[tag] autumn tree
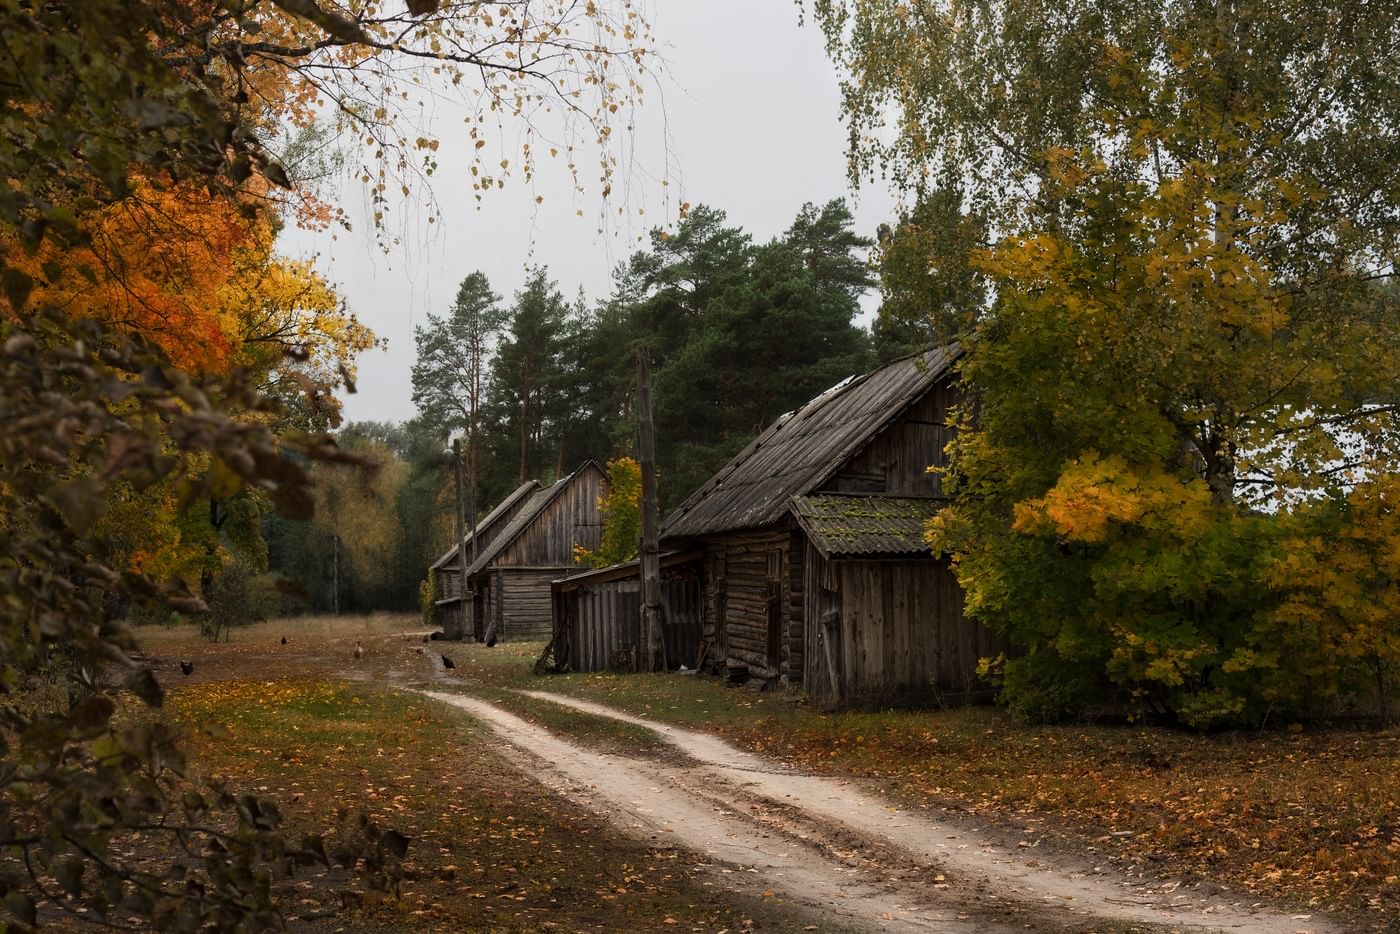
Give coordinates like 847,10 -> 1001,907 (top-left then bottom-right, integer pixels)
1,0 -> 661,926
814,0 -> 1400,724
575,457 -> 643,568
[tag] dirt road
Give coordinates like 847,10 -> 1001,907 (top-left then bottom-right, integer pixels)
415,685 -> 1338,934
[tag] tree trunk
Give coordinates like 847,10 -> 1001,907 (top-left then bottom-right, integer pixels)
332,531 -> 340,616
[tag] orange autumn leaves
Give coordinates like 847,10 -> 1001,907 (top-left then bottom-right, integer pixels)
8,176 -> 357,373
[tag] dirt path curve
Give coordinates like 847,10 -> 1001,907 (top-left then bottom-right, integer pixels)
416,688 -> 1333,934
421,690 -> 1001,933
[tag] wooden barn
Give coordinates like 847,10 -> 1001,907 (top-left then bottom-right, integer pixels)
430,479 -> 540,639
657,344 -> 1010,707
550,551 -> 704,672
462,460 -> 606,641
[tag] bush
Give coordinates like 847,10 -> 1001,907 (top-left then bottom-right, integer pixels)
995,651 -> 1102,724
419,575 -> 440,629
204,557 -> 278,642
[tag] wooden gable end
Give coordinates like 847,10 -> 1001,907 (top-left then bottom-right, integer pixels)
821,377 -> 960,498
491,463 -> 605,568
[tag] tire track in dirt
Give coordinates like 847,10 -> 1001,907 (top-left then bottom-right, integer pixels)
513,690 -> 1340,934
418,690 -> 1025,932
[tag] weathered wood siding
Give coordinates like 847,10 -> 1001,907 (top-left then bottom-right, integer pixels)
701,528 -> 802,678
823,384 -> 959,497
500,567 -> 572,640
804,555 -> 1006,708
802,540 -> 842,706
566,576 -> 703,672
439,599 -> 466,638
438,567 -> 463,600
493,465 -> 604,567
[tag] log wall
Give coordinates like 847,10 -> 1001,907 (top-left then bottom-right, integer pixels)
499,567 -> 572,640
702,528 -> 802,678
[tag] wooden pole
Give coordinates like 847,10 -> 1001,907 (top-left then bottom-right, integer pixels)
450,437 -> 469,641
636,346 -> 665,672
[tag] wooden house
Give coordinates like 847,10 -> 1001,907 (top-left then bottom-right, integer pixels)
462,461 -> 606,641
660,345 -> 1010,707
431,479 -> 540,639
550,551 -> 704,672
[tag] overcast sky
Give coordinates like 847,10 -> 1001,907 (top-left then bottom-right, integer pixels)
280,1 -> 900,426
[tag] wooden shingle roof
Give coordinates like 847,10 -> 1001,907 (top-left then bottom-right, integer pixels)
430,479 -> 541,570
790,493 -> 943,559
662,345 -> 960,539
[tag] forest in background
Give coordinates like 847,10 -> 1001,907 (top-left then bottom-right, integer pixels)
265,197 -> 896,616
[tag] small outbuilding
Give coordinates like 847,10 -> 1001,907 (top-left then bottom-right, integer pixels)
431,479 -> 540,638
550,550 -> 704,672
462,461 -> 606,641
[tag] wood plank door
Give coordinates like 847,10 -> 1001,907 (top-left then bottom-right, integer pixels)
765,547 -> 783,671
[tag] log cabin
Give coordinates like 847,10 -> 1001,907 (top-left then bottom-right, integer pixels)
560,344 -> 1009,707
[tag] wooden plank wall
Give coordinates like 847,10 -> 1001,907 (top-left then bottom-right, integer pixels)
802,541 -> 847,707
565,578 -> 703,672
438,600 -> 465,638
825,382 -> 958,497
437,567 -> 462,600
499,568 -> 569,640
834,557 -> 1008,703
493,465 -> 604,567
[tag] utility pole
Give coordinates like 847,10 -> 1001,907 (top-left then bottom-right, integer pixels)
450,437 -> 469,641
636,346 -> 665,672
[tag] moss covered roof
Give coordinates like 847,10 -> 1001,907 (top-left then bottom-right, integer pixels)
790,493 -> 944,559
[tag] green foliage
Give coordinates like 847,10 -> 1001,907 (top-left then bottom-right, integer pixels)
0,311 -> 366,929
485,268 -> 572,486
204,556 -> 279,643
822,0 -> 1400,725
872,188 -> 987,360
419,574 -> 441,629
576,457 -> 643,568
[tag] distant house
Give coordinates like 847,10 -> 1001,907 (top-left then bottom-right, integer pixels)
553,346 -> 1010,707
431,479 -> 540,639
460,461 -> 605,641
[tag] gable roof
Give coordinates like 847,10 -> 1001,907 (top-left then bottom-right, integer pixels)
465,460 -> 603,577
790,493 -> 943,559
662,344 -> 960,539
430,479 -> 541,570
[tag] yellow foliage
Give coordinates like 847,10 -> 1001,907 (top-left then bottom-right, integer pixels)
1012,452 -> 1213,544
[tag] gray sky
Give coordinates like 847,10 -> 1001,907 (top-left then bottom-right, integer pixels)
281,1 -> 899,426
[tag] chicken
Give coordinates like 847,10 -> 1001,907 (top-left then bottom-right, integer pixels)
440,654 -> 455,670
353,640 -> 364,661
179,660 -> 193,676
